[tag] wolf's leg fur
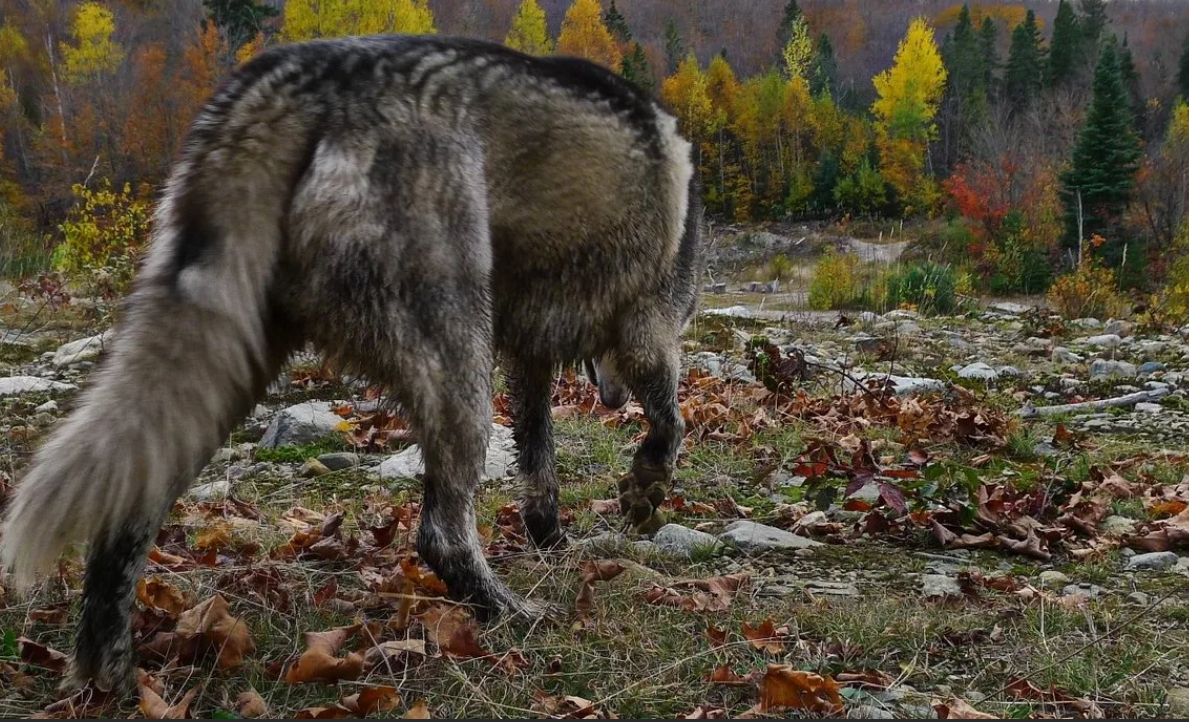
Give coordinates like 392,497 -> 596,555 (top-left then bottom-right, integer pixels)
507,360 -> 565,548
616,340 -> 684,535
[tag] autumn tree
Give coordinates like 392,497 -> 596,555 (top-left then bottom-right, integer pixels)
780,9 -> 813,81
1048,0 -> 1081,85
661,53 -> 711,143
1005,10 -> 1044,111
871,17 -> 947,213
556,0 -> 621,71
1062,42 -> 1142,249
809,32 -> 836,98
203,0 -> 277,51
60,2 -> 124,83
664,18 -> 683,74
504,0 -> 552,56
282,0 -> 436,41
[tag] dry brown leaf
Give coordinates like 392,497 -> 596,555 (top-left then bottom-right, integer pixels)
403,699 -> 433,719
932,697 -> 997,719
757,664 -> 843,715
18,637 -> 67,672
531,692 -> 610,719
574,560 -> 627,624
742,619 -> 787,654
235,689 -> 269,718
174,594 -> 255,670
294,706 -> 352,720
682,706 -> 727,719
363,639 -> 428,671
285,626 -> 364,683
704,665 -> 752,686
28,607 -> 69,626
417,605 -> 490,659
194,524 -> 231,550
137,672 -> 198,720
137,576 -> 188,617
342,685 -> 400,716
705,626 -> 728,648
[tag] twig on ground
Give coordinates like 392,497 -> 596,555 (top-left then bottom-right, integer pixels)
1017,389 -> 1171,418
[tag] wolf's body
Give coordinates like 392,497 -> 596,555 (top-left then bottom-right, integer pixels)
0,35 -> 701,691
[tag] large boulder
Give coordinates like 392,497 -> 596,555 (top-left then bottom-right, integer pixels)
258,401 -> 347,449
378,423 -> 517,481
52,332 -> 112,368
0,376 -> 78,396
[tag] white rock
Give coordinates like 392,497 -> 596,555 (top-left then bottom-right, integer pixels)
719,520 -> 822,551
1052,347 -> 1081,364
653,524 -> 722,558
703,306 -> 756,319
1083,334 -> 1123,349
189,479 -> 231,501
844,373 -> 946,396
259,401 -> 347,448
958,362 -> 998,380
1090,359 -> 1137,379
0,376 -> 78,396
990,302 -> 1030,315
920,574 -> 962,598
1071,318 -> 1102,329
1126,551 -> 1179,571
34,400 -> 59,413
378,423 -> 516,481
52,332 -> 111,367
1135,402 -> 1163,414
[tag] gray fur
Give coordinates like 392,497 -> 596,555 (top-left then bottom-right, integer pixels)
0,34 -> 702,691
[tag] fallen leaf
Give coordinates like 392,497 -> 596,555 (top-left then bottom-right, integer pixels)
742,619 -> 786,654
18,638 -> 67,672
194,524 -> 231,550
285,626 -> 364,683
757,664 -> 843,715
705,665 -> 752,686
588,499 -> 621,515
294,706 -> 352,720
236,689 -> 269,718
28,607 -> 69,626
137,672 -> 198,720
682,706 -> 727,719
137,576 -> 188,617
705,626 -> 728,648
574,560 -> 627,625
342,685 -> 400,716
417,605 -> 490,659
932,697 -> 997,719
363,639 -> 427,671
531,692 -> 610,719
171,594 -> 255,670
403,699 -> 433,719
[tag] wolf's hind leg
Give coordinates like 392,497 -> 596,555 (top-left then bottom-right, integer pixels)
506,359 -> 565,548
616,342 -> 684,535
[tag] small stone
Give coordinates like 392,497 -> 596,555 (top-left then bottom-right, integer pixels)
379,423 -> 516,481
847,483 -> 881,504
317,452 -> 361,471
1071,317 -> 1102,328
990,302 -> 1030,315
189,479 -> 231,501
1084,334 -> 1123,349
1126,551 -> 1179,571
0,376 -> 78,396
210,447 -> 239,464
1126,591 -> 1150,606
719,520 -> 822,551
52,332 -> 112,368
1090,359 -> 1137,379
1039,571 -> 1071,589
1135,402 -> 1163,414
653,524 -> 722,558
259,401 -> 347,449
1052,347 -> 1080,364
1104,319 -> 1134,336
300,458 -> 332,478
958,362 -> 998,380
34,400 -> 58,413
920,574 -> 962,598
1100,516 -> 1138,536
1062,583 -> 1104,599
578,532 -> 627,554
997,365 -> 1022,377
1138,361 -> 1167,374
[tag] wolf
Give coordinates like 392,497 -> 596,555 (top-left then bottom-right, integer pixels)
0,34 -> 702,692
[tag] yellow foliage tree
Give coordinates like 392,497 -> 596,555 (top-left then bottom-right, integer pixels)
556,0 -> 622,71
871,17 -> 946,213
283,0 -> 436,41
60,1 -> 125,83
661,54 -> 711,142
505,0 -> 553,56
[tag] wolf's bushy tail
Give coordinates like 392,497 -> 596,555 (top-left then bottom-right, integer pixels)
0,130 -> 304,589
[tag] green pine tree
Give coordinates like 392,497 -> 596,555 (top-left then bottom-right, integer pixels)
1079,0 -> 1109,47
664,18 -> 683,73
1005,10 -> 1044,111
603,0 -> 632,45
1118,34 -> 1144,129
203,0 -> 277,49
1049,0 -> 1081,85
978,17 -> 998,94
810,31 -> 836,97
776,0 -> 803,47
1061,42 -> 1143,246
621,41 -> 652,92
1179,39 -> 1189,101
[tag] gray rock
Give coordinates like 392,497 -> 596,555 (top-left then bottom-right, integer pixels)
378,423 -> 516,481
259,401 -> 346,448
210,447 -> 239,465
805,580 -> 860,596
719,520 -> 822,551
299,458 -> 332,477
1126,591 -> 1150,606
920,574 -> 962,598
1039,571 -> 1071,589
1104,319 -> 1134,336
1071,317 -> 1102,329
1100,516 -> 1138,536
884,309 -> 920,320
958,362 -> 998,380
34,400 -> 59,413
1090,359 -> 1137,379
653,524 -> 723,558
845,373 -> 945,396
703,305 -> 756,319
894,321 -> 921,335
997,365 -> 1022,377
52,332 -> 111,367
318,452 -> 361,471
1084,334 -> 1123,349
1126,551 -> 1179,571
1138,361 -> 1167,374
990,302 -> 1030,315
189,479 -> 231,501
1052,347 -> 1081,364
578,532 -> 628,554
0,376 -> 78,396
1062,583 -> 1105,599
1135,402 -> 1164,414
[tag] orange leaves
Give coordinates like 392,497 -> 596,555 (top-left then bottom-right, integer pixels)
235,689 -> 269,718
933,697 -> 997,719
294,685 -> 402,720
742,619 -> 789,654
643,572 -> 750,613
285,626 -> 365,684
139,594 -> 254,671
574,560 -> 626,626
18,637 -> 68,672
416,604 -> 490,660
756,664 -> 843,715
137,671 -> 198,720
531,691 -> 611,719
137,576 -> 188,617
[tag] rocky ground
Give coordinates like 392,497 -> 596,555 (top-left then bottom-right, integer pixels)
0,292 -> 1187,719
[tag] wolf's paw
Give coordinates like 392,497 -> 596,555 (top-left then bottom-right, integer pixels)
617,461 -> 670,535
61,654 -> 136,696
520,503 -> 569,550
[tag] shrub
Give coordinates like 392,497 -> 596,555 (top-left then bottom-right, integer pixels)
53,179 -> 151,299
0,195 -> 49,279
833,158 -> 887,216
879,261 -> 962,315
808,249 -> 863,310
1047,236 -> 1128,319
